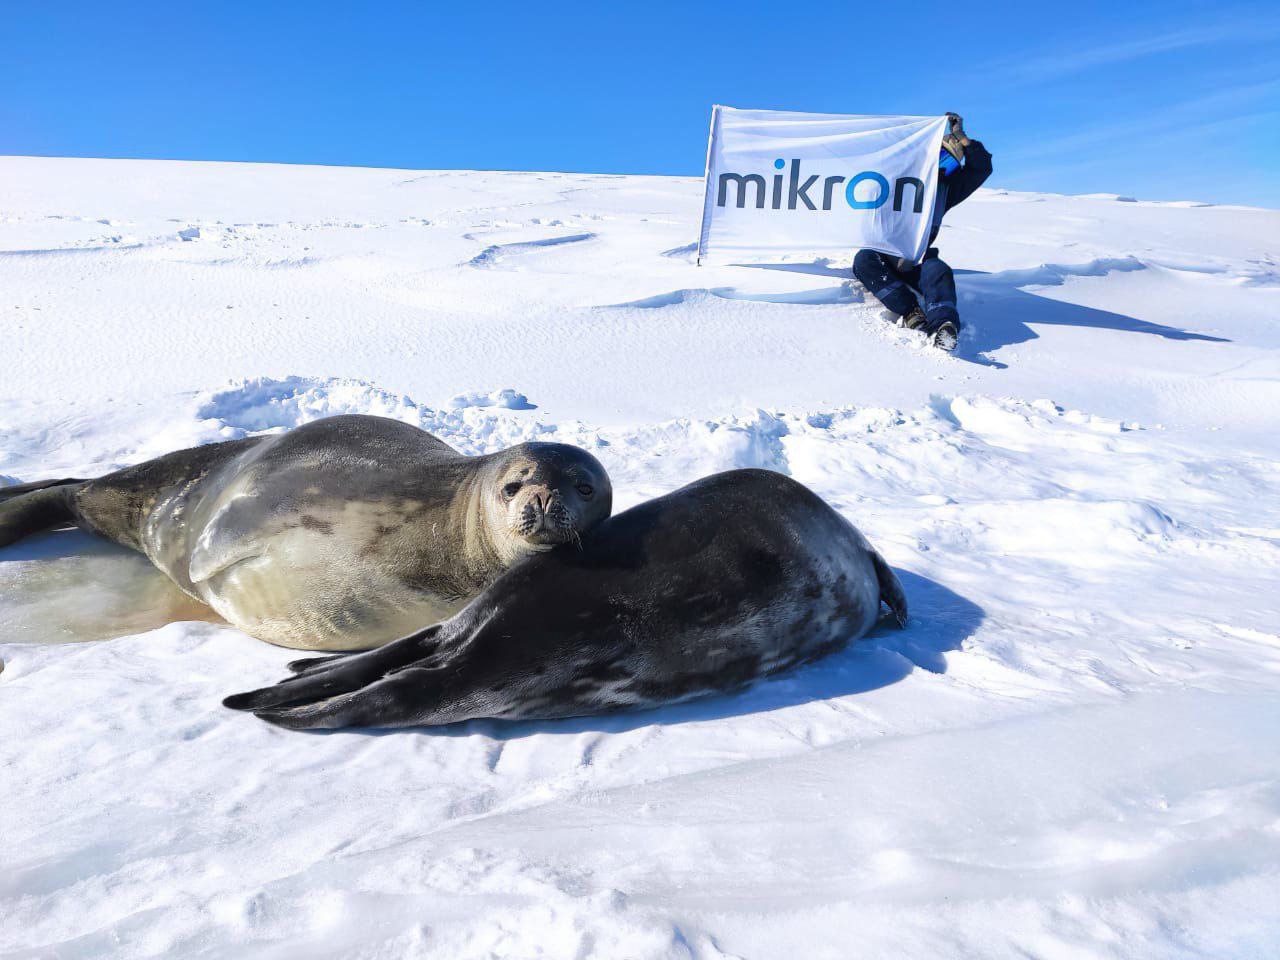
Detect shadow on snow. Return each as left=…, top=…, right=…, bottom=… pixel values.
left=737, top=257, right=1229, bottom=369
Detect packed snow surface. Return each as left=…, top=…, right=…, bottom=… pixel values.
left=2, top=157, right=1279, bottom=958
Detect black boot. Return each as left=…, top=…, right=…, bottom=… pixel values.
left=930, top=320, right=959, bottom=351
left=899, top=306, right=928, bottom=330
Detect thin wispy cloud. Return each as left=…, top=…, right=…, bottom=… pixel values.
left=992, top=20, right=1280, bottom=83
left=1004, top=110, right=1279, bottom=187
left=1000, top=76, right=1280, bottom=164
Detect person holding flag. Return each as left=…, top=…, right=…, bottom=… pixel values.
left=852, top=113, right=992, bottom=351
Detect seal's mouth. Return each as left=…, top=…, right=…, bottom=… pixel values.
left=510, top=493, right=578, bottom=547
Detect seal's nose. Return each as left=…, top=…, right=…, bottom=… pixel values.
left=525, top=488, right=552, bottom=528
left=516, top=485, right=574, bottom=543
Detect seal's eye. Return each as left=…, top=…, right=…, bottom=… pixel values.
left=502, top=481, right=522, bottom=500
left=576, top=483, right=594, bottom=498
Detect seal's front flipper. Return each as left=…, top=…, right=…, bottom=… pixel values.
left=0, top=483, right=86, bottom=548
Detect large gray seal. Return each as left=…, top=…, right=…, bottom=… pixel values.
left=0, top=415, right=612, bottom=650
left=223, top=468, right=908, bottom=729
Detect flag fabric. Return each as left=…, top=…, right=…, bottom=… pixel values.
left=697, top=107, right=950, bottom=264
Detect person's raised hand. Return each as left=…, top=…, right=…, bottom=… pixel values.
left=946, top=112, right=971, bottom=146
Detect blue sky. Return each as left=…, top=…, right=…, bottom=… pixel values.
left=3, top=1, right=1277, bottom=206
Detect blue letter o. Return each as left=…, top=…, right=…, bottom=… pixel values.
left=846, top=171, right=890, bottom=210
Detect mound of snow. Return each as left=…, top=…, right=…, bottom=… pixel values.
left=195, top=375, right=427, bottom=432
left=449, top=387, right=535, bottom=410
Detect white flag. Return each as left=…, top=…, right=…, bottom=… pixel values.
left=697, top=106, right=950, bottom=264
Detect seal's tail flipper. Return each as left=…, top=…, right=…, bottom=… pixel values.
left=286, top=653, right=351, bottom=674
left=870, top=550, right=908, bottom=628
left=251, top=666, right=448, bottom=730
left=0, top=482, right=86, bottom=548
left=223, top=625, right=445, bottom=718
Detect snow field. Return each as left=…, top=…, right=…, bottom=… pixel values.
left=2, top=158, right=1279, bottom=957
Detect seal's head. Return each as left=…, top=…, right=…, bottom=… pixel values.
left=484, top=442, right=612, bottom=555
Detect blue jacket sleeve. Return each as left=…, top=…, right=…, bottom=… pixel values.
left=943, top=140, right=993, bottom=212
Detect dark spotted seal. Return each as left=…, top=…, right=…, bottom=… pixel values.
left=0, top=415, right=612, bottom=650
left=224, top=468, right=907, bottom=729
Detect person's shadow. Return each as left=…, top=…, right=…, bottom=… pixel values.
left=322, top=568, right=984, bottom=740
left=737, top=256, right=1229, bottom=369
left=953, top=259, right=1229, bottom=365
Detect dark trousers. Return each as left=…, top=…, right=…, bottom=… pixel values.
left=852, top=247, right=960, bottom=330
